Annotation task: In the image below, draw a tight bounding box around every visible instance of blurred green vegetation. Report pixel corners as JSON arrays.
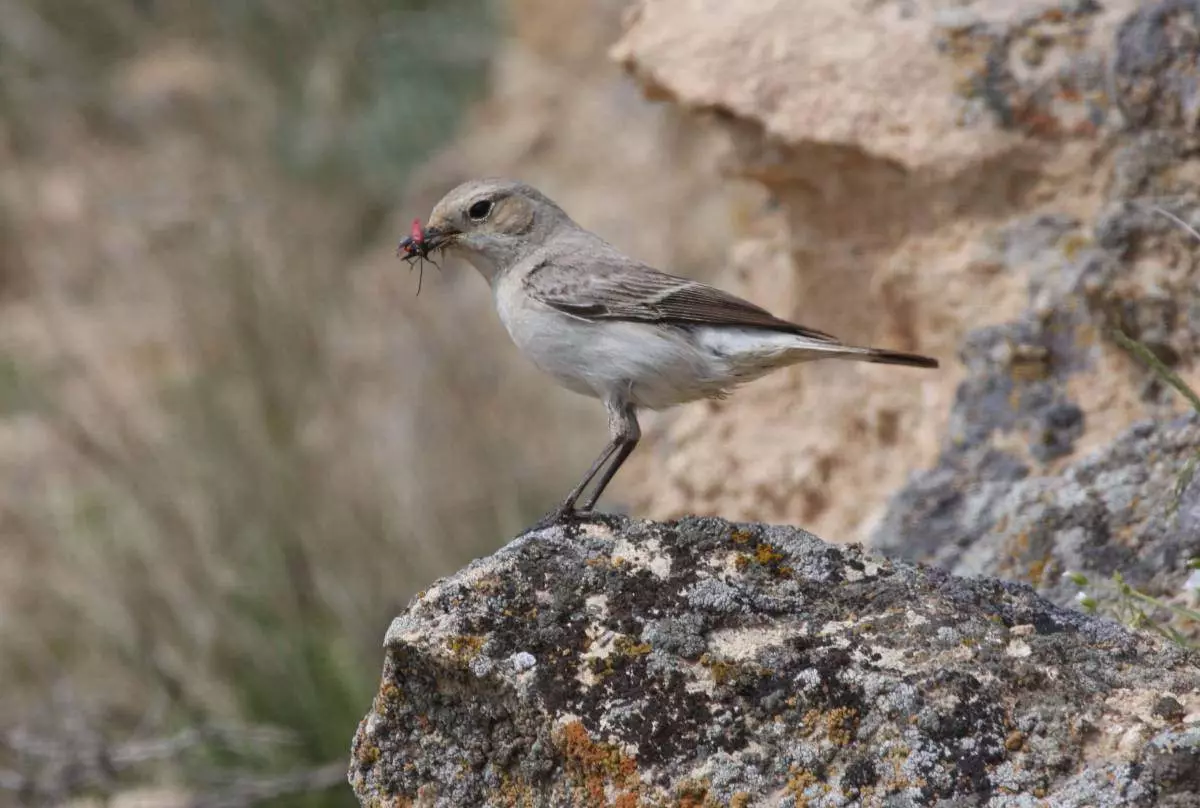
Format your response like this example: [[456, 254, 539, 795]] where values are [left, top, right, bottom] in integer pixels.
[[0, 1, 505, 806], [1, 0, 494, 198]]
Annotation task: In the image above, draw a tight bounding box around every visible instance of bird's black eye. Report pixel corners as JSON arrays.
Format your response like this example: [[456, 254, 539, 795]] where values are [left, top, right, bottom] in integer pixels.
[[467, 199, 493, 221]]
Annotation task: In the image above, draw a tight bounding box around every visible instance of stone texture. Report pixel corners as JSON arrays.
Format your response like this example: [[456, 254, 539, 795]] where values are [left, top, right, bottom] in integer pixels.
[[873, 142, 1200, 605], [609, 0, 1200, 541], [875, 413, 1200, 611], [349, 516, 1200, 807]]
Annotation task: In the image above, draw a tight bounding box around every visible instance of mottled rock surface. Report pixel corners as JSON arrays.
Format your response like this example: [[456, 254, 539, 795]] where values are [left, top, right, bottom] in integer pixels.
[[876, 413, 1200, 611], [349, 516, 1200, 807]]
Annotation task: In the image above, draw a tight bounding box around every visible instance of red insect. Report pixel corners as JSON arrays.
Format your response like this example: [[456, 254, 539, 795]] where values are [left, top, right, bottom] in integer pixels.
[[396, 218, 440, 295]]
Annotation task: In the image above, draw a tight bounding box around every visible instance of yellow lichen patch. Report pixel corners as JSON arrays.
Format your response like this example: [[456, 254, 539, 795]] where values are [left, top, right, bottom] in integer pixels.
[[797, 707, 860, 747], [558, 720, 641, 807], [588, 656, 615, 681], [447, 634, 486, 661], [493, 772, 538, 808], [798, 708, 822, 738], [733, 541, 793, 578], [731, 528, 754, 545], [786, 768, 822, 804], [700, 654, 741, 687], [357, 744, 381, 765], [731, 793, 751, 808], [614, 635, 652, 657], [826, 707, 860, 746], [755, 543, 784, 565], [471, 574, 505, 595]]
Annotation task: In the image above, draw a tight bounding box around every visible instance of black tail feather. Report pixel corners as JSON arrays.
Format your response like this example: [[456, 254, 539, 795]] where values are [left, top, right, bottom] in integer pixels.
[[860, 348, 939, 369]]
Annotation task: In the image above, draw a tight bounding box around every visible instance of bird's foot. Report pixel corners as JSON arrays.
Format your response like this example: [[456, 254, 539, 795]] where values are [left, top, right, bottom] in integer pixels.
[[526, 503, 593, 534]]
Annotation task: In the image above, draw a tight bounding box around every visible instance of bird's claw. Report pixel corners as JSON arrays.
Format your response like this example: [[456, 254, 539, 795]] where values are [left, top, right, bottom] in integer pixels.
[[526, 504, 593, 533]]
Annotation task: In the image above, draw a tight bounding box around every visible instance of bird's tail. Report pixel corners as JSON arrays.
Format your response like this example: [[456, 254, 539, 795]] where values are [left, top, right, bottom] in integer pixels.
[[787, 341, 939, 369], [848, 346, 939, 369]]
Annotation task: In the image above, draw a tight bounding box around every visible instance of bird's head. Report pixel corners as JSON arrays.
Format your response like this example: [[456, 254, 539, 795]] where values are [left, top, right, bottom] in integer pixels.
[[419, 178, 569, 280]]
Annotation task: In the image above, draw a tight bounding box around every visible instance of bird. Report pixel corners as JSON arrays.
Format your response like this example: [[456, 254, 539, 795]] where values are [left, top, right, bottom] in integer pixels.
[[401, 178, 938, 527]]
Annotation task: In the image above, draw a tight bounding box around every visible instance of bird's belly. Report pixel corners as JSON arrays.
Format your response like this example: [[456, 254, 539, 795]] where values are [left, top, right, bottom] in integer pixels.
[[500, 303, 726, 409]]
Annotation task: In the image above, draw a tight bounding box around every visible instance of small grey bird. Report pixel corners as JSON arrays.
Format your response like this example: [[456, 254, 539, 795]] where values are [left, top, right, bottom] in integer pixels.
[[404, 178, 938, 526]]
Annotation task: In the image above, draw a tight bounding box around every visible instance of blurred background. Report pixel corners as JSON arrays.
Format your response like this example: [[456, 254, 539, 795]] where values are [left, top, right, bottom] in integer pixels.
[[9, 0, 1196, 805], [0, 1, 737, 806]]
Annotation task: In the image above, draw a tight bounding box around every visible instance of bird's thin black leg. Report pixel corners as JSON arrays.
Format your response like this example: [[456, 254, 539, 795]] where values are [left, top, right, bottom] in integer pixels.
[[579, 404, 640, 513], [558, 439, 621, 512], [529, 399, 639, 531]]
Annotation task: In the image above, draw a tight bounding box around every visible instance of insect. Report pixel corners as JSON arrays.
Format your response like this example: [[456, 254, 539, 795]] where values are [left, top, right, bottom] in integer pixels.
[[395, 218, 440, 295]]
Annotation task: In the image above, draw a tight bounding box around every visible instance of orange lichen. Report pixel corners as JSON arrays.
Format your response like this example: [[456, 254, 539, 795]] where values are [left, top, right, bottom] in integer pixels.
[[558, 720, 640, 807], [672, 781, 725, 807]]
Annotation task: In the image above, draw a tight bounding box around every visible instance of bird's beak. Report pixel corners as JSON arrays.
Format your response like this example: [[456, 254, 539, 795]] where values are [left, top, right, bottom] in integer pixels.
[[420, 224, 457, 252]]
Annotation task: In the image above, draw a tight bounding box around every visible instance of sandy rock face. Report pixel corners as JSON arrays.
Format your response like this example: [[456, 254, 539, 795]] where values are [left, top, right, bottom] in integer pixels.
[[349, 516, 1200, 806], [609, 0, 1200, 541]]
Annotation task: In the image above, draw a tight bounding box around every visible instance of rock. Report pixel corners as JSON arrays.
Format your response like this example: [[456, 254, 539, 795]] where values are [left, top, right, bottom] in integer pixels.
[[607, 0, 1200, 543], [873, 185, 1200, 603], [1112, 0, 1200, 131], [877, 413, 1200, 603], [349, 516, 1200, 806]]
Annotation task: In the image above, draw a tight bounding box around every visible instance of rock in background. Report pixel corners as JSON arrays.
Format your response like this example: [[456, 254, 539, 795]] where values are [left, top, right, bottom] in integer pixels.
[[349, 517, 1200, 807], [607, 0, 1200, 546]]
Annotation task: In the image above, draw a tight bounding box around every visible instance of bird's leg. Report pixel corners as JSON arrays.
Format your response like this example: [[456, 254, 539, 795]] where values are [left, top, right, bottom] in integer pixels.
[[578, 402, 640, 513], [529, 440, 620, 530], [530, 399, 638, 530], [551, 440, 621, 517]]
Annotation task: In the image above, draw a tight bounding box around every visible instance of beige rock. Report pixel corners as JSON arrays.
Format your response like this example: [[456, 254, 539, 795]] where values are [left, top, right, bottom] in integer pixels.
[[609, 0, 1193, 541]]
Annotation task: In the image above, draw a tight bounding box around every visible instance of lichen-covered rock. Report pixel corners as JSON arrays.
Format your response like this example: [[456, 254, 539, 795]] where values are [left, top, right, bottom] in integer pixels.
[[876, 413, 1200, 607], [349, 516, 1200, 807]]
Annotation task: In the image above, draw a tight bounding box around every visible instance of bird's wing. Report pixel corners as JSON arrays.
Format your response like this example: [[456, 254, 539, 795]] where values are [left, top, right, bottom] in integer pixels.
[[522, 253, 841, 343]]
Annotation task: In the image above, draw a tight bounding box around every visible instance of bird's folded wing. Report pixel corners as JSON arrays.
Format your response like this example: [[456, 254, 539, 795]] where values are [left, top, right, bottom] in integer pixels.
[[523, 257, 840, 343]]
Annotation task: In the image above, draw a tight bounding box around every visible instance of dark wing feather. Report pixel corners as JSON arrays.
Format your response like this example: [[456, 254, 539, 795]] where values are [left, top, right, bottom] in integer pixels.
[[524, 256, 840, 343]]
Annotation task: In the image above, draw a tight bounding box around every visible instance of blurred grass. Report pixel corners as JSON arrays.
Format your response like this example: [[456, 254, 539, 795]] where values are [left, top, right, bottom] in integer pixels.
[[1, 0, 494, 197], [0, 1, 521, 806]]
